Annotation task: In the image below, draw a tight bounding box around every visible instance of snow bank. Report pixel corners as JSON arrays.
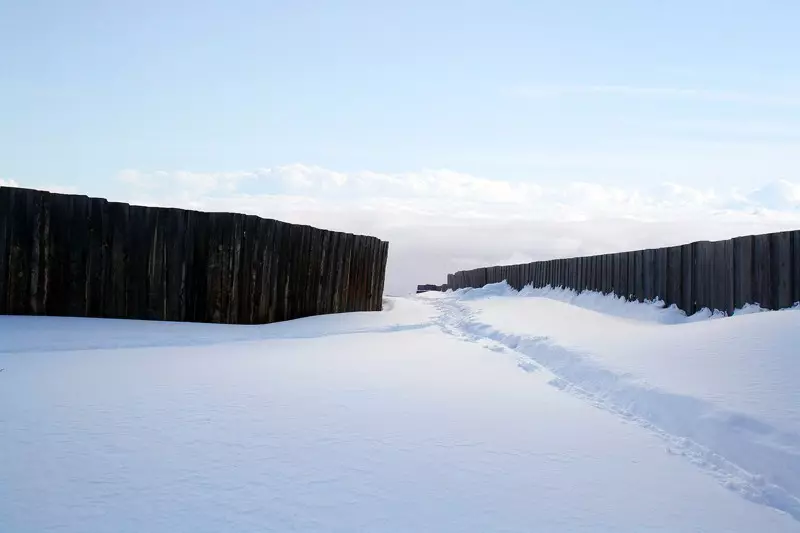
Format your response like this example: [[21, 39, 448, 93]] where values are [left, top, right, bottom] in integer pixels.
[[430, 283, 800, 519], [3, 298, 799, 531], [437, 281, 793, 323]]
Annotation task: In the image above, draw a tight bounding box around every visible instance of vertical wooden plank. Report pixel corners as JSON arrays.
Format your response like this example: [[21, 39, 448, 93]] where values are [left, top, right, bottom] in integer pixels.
[[710, 240, 734, 315], [681, 244, 694, 315], [627, 251, 637, 300], [654, 247, 667, 301], [793, 231, 800, 306], [0, 187, 11, 315], [323, 230, 340, 315], [142, 207, 163, 320], [269, 220, 287, 322], [634, 250, 644, 302], [28, 190, 46, 314], [349, 233, 363, 312], [552, 260, 559, 288], [85, 197, 106, 318], [616, 252, 628, 301], [230, 214, 245, 323], [204, 212, 223, 322], [238, 215, 257, 323], [539, 261, 546, 288], [68, 195, 90, 317], [341, 233, 355, 314], [301, 226, 318, 316], [314, 229, 329, 316], [693, 241, 713, 312], [771, 231, 793, 310], [125, 204, 140, 319], [95, 196, 112, 318], [255, 218, 275, 323], [568, 258, 577, 290], [188, 211, 208, 323], [377, 241, 389, 304], [47, 192, 69, 317], [7, 188, 32, 315], [604, 255, 612, 294], [614, 252, 623, 298], [665, 246, 682, 310], [753, 233, 772, 309], [373, 238, 385, 308], [733, 235, 753, 310], [724, 240, 735, 315], [583, 257, 591, 292], [38, 191, 55, 314], [642, 249, 655, 301], [106, 202, 128, 319], [163, 209, 186, 321], [284, 223, 302, 318]]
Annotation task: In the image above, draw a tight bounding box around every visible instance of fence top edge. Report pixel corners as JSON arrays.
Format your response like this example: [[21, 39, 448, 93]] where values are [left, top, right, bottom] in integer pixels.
[[0, 185, 387, 242]]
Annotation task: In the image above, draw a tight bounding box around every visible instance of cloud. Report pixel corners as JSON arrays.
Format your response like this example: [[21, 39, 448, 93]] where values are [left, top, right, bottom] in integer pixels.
[[8, 166, 800, 295], [105, 165, 800, 295], [511, 84, 800, 107], [0, 178, 20, 187]]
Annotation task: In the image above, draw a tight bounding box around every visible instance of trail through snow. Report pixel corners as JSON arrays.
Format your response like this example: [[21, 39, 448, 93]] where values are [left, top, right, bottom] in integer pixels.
[[2, 289, 799, 532], [422, 283, 800, 521]]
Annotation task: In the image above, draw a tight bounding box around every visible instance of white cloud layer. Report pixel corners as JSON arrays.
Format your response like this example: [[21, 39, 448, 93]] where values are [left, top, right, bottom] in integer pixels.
[[7, 166, 800, 295]]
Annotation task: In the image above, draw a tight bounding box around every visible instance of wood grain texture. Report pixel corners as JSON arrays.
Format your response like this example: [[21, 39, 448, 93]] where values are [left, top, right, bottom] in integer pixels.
[[0, 187, 387, 324]]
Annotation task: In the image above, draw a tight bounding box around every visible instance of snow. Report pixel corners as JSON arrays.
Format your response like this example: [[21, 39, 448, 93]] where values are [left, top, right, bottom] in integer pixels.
[[2, 291, 800, 531], [430, 282, 800, 520]]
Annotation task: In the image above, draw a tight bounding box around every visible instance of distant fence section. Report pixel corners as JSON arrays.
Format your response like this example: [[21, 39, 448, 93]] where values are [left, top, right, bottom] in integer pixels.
[[0, 186, 389, 324], [416, 284, 447, 294], [423, 229, 800, 315]]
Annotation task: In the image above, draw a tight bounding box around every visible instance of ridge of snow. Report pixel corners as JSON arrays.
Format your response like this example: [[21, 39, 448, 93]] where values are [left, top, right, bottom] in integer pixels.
[[430, 281, 799, 322], [424, 283, 800, 520]]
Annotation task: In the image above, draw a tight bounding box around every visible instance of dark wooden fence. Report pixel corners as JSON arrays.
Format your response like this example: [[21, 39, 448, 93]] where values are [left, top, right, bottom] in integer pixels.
[[432, 229, 800, 315], [416, 284, 446, 294], [0, 186, 389, 324]]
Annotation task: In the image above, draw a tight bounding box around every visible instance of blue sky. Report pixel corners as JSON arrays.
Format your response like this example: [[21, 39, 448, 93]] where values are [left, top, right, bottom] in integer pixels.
[[3, 1, 800, 291], [3, 0, 800, 192]]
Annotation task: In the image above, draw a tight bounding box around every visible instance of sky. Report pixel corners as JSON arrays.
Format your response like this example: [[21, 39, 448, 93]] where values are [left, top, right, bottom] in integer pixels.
[[2, 0, 800, 294]]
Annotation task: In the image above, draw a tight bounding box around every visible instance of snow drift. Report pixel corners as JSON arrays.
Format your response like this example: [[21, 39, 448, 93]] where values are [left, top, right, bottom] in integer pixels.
[[2, 287, 800, 531], [426, 282, 800, 519]]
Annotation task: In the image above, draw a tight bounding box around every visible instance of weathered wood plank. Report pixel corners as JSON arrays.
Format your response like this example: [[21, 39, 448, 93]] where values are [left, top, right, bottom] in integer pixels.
[[654, 247, 667, 301], [625, 251, 636, 301], [7, 188, 32, 314], [665, 246, 682, 310], [681, 244, 694, 315], [732, 236, 753, 310], [793, 231, 800, 306], [0, 187, 11, 314], [753, 233, 772, 309], [710, 240, 734, 315], [771, 231, 793, 310]]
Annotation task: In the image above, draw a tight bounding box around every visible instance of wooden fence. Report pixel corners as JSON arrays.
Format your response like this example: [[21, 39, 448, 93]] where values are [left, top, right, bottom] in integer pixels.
[[0, 186, 389, 324], [431, 229, 800, 315]]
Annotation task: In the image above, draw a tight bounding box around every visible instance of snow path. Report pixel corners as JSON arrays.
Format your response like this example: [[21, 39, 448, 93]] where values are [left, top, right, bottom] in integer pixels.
[[422, 284, 800, 521], [2, 298, 799, 531]]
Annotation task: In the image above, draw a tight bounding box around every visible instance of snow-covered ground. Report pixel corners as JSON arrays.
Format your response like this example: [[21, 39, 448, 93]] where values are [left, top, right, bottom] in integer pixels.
[[2, 288, 799, 532]]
